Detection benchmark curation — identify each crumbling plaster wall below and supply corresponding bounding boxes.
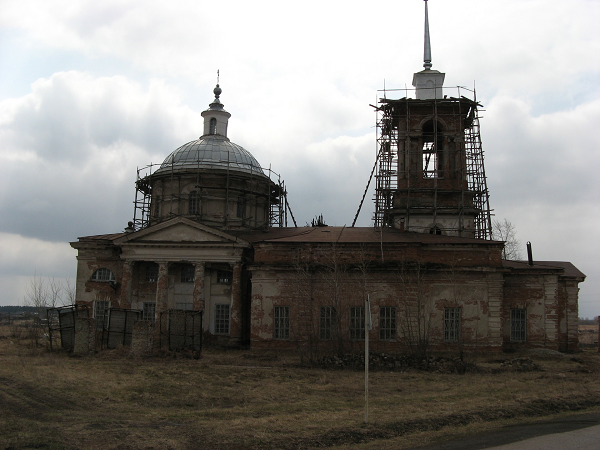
[74,243,123,311]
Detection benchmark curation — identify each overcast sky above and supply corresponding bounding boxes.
[1,0,599,317]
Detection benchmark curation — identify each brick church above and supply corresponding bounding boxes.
[71,3,584,354]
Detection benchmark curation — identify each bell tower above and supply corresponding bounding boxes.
[373,0,492,239]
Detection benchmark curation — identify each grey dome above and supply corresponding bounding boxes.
[156,135,266,177]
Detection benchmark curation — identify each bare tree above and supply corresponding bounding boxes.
[64,278,77,305]
[492,218,522,260]
[23,273,50,346]
[397,261,434,359]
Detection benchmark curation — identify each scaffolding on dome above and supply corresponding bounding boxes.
[365,85,492,239]
[132,160,296,231]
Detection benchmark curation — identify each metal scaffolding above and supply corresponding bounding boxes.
[132,162,295,231]
[372,86,492,239]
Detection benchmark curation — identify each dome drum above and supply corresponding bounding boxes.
[131,84,293,231]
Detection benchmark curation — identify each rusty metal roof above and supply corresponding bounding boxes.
[502,260,586,279]
[233,227,504,245]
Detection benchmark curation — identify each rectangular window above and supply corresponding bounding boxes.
[145,265,158,282]
[510,309,526,342]
[175,302,193,311]
[350,306,365,340]
[379,306,396,340]
[214,304,230,335]
[444,307,461,342]
[142,302,156,321]
[94,300,109,330]
[319,306,337,340]
[181,265,194,283]
[217,270,232,285]
[273,306,290,340]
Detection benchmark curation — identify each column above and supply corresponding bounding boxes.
[155,261,169,318]
[192,262,205,311]
[119,261,133,309]
[229,262,243,345]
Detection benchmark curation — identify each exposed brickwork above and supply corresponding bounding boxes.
[192,262,205,311]
[229,263,242,345]
[71,224,584,353]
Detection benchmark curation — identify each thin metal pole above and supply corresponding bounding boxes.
[365,295,372,423]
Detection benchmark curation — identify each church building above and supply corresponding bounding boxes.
[70,2,584,354]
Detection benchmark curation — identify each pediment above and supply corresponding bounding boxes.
[114,217,248,246]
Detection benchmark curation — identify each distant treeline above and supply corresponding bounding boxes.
[0,306,42,314]
[579,317,599,325]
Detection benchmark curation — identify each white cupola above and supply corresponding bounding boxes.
[200,84,232,138]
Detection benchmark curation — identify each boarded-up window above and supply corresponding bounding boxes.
[215,304,230,335]
[273,306,290,340]
[319,306,336,340]
[510,309,526,342]
[379,306,396,340]
[350,306,365,340]
[444,307,461,342]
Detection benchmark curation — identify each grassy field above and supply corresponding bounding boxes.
[2,325,600,450]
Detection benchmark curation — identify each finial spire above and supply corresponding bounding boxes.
[423,0,432,70]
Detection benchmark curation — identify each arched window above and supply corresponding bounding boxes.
[189,191,200,215]
[430,226,442,235]
[209,117,217,135]
[91,268,115,282]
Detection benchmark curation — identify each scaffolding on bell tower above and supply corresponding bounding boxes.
[370,86,492,239]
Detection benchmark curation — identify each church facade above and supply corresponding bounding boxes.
[70,5,585,354]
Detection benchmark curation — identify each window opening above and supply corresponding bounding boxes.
[430,226,442,235]
[237,196,246,219]
[273,306,290,339]
[142,302,156,321]
[91,268,115,282]
[422,142,437,178]
[319,306,337,340]
[181,265,194,283]
[189,191,200,215]
[217,270,232,285]
[444,307,461,342]
[214,304,230,334]
[422,120,443,179]
[350,306,365,340]
[379,306,396,340]
[145,265,158,282]
[209,117,217,135]
[510,309,526,342]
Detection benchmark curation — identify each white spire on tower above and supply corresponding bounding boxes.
[423,0,432,70]
[412,0,445,99]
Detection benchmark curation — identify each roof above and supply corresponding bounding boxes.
[155,135,266,177]
[502,260,586,279]
[232,227,504,245]
[75,232,127,241]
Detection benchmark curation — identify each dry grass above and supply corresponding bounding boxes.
[2,325,600,450]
